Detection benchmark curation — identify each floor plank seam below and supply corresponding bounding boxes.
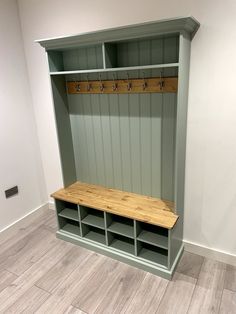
[122,273,149,313]
[154,274,172,313]
[34,284,53,295]
[73,304,89,314]
[4,268,19,277]
[218,264,228,313]
[2,268,19,277]
[186,257,205,313]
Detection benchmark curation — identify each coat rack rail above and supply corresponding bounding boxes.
[66,77,178,94]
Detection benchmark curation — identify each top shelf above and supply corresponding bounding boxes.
[50,63,179,76]
[47,35,180,74]
[51,181,178,229]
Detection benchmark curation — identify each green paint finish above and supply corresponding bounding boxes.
[37,17,199,50]
[42,17,200,279]
[50,76,76,187]
[62,45,103,71]
[68,92,176,200]
[50,63,179,76]
[48,51,64,72]
[103,36,179,71]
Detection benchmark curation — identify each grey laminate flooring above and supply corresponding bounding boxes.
[0,209,235,313]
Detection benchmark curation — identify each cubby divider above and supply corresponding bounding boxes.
[108,232,135,255]
[137,241,168,267]
[59,218,81,237]
[136,222,168,250]
[106,213,134,238]
[82,224,106,245]
[80,206,105,229]
[55,190,171,272]
[56,200,79,222]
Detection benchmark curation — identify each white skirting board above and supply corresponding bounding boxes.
[1,200,235,268]
[184,240,236,267]
[0,202,49,242]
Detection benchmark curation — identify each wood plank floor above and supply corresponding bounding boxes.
[0,208,235,314]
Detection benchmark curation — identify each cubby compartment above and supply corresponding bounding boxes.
[56,200,79,222]
[106,213,134,238]
[137,241,168,267]
[108,232,135,255]
[48,44,104,72]
[136,222,168,249]
[80,206,105,229]
[59,217,81,237]
[104,35,179,69]
[82,224,106,245]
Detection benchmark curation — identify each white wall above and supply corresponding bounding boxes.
[0,0,47,231]
[17,0,236,257]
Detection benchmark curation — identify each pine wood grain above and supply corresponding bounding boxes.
[52,181,178,229]
[67,77,178,94]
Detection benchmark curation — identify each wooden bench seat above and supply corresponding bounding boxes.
[52,181,178,229]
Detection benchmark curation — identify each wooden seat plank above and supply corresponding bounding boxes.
[52,181,178,229]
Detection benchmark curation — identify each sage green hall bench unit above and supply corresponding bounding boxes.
[37,16,200,279]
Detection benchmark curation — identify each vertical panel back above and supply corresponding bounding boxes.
[69,92,176,200]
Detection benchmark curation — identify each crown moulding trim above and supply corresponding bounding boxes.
[36,16,200,50]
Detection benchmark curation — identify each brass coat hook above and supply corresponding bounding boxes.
[86,75,92,91]
[126,73,132,91]
[159,71,164,90]
[112,74,118,91]
[142,72,147,90]
[99,74,104,92]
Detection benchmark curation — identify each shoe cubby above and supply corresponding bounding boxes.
[56,200,79,222]
[107,232,135,255]
[106,213,134,238]
[136,222,168,250]
[81,224,106,245]
[80,206,105,229]
[137,241,168,267]
[58,217,81,237]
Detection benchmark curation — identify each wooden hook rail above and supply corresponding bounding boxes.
[66,77,178,94]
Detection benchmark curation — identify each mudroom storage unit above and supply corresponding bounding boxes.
[37,17,199,279]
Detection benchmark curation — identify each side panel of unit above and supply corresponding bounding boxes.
[49,70,77,187]
[169,33,191,267]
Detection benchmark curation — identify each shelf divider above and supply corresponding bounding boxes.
[61,223,81,237]
[58,208,79,221]
[137,230,168,249]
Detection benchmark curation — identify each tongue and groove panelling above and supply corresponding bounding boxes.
[69,93,176,201]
